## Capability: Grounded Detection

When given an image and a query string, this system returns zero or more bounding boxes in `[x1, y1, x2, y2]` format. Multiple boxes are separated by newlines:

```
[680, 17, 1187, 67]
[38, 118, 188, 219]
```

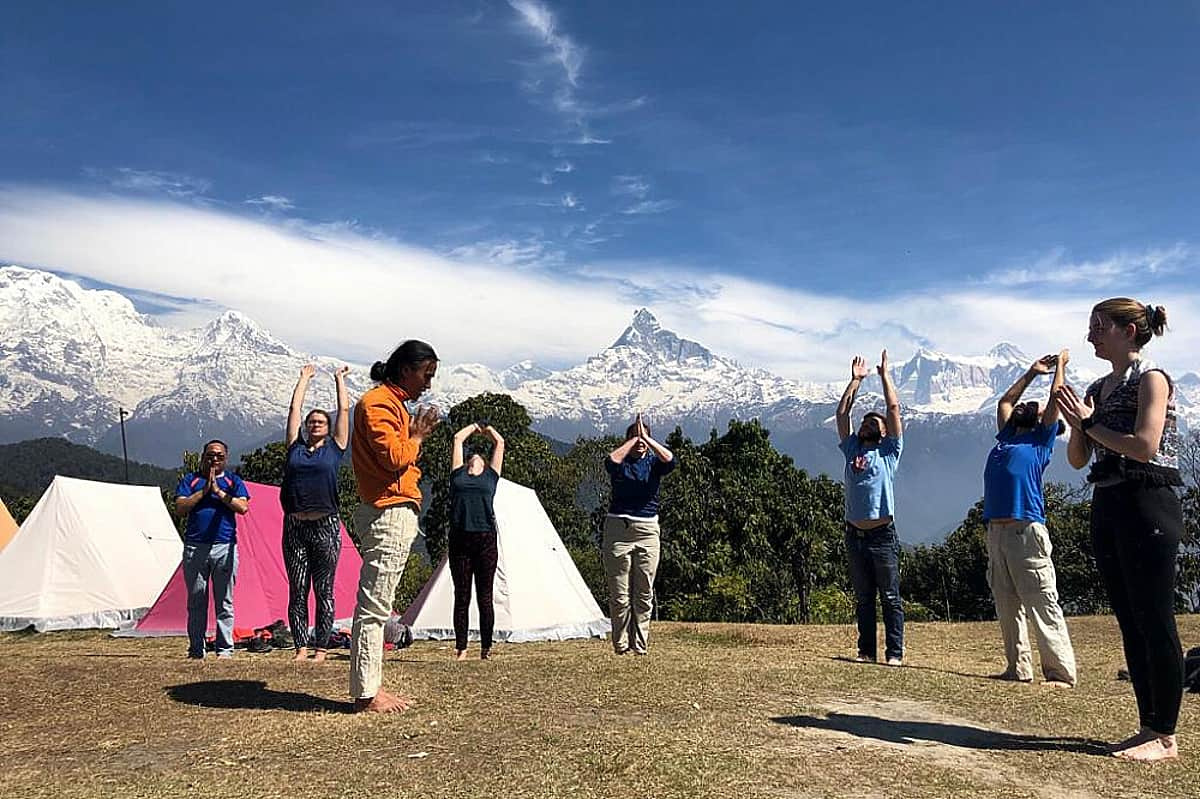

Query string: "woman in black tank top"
[448, 422, 505, 660]
[1057, 297, 1183, 763]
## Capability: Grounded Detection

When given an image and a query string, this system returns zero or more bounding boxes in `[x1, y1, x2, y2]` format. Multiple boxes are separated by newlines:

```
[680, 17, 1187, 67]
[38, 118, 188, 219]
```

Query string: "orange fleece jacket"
[351, 383, 423, 508]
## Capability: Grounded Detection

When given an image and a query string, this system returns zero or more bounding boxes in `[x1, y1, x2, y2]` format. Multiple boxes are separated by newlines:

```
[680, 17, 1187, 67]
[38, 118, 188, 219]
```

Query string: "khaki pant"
[602, 516, 661, 654]
[986, 520, 1077, 684]
[349, 503, 419, 699]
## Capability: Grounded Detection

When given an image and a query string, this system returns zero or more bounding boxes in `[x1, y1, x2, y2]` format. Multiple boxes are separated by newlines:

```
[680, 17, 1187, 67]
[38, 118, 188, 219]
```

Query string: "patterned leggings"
[282, 513, 342, 649]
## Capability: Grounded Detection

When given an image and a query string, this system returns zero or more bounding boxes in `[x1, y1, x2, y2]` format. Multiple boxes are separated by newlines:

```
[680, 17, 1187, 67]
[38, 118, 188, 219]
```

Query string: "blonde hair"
[1093, 297, 1168, 348]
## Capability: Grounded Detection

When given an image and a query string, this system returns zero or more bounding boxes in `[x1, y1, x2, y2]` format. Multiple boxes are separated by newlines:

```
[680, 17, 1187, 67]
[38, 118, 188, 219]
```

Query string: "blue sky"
[2, 1, 1198, 378]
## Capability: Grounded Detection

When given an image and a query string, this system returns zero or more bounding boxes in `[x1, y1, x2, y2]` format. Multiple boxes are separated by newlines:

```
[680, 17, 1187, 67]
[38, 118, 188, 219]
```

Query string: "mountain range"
[3, 265, 1196, 542]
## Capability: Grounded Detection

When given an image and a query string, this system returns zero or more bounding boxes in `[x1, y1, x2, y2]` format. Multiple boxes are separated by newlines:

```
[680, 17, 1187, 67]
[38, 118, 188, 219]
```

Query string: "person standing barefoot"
[349, 340, 440, 713]
[1057, 299, 1183, 762]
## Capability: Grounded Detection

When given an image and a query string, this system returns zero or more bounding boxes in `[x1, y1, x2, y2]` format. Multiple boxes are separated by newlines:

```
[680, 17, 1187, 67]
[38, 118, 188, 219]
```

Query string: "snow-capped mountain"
[3, 265, 1197, 540]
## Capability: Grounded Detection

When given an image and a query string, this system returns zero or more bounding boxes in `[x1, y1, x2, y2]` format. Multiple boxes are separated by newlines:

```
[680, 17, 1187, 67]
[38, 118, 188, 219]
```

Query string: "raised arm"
[609, 414, 643, 463]
[837, 357, 869, 440]
[997, 355, 1054, 431]
[333, 366, 351, 449]
[451, 423, 477, 471]
[638, 417, 673, 463]
[1039, 350, 1067, 429]
[485, 425, 506, 476]
[1058, 372, 1170, 464]
[878, 350, 902, 438]
[286, 364, 316, 446]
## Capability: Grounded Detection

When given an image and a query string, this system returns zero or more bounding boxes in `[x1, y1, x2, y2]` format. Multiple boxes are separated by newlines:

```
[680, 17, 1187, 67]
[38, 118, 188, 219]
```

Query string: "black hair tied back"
[370, 360, 388, 381]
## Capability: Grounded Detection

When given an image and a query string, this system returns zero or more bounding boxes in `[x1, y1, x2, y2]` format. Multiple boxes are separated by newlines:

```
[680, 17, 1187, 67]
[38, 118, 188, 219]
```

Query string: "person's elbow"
[1128, 438, 1160, 464]
[1066, 451, 1089, 470]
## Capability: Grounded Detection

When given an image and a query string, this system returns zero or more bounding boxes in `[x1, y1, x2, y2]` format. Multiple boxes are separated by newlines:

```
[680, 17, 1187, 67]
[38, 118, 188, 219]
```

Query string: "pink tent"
[122, 481, 362, 637]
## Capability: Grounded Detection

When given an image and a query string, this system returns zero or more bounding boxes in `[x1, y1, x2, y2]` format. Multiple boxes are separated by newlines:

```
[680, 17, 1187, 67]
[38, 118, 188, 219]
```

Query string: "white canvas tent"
[0, 476, 182, 632]
[401, 478, 610, 642]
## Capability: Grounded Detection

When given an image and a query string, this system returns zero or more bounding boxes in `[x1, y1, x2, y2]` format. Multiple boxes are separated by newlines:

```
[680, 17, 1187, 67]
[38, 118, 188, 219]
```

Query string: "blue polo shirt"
[606, 453, 676, 518]
[983, 423, 1058, 523]
[280, 440, 345, 515]
[176, 471, 250, 545]
[840, 434, 903, 522]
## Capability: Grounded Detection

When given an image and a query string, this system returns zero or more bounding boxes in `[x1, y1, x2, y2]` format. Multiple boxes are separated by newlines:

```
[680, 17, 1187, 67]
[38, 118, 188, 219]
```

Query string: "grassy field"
[2, 616, 1198, 799]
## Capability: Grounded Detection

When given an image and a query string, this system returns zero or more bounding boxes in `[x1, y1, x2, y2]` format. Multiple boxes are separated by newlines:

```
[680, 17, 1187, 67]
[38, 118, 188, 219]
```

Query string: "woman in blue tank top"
[281, 364, 350, 662]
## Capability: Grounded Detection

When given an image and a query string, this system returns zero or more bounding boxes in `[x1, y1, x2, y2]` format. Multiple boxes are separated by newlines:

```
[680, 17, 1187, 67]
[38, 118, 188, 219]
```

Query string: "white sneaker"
[885, 657, 903, 667]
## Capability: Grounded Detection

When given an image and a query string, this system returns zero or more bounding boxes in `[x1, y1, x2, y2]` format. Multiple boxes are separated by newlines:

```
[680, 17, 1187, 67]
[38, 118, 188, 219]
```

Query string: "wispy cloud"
[537, 172, 554, 185]
[561, 192, 580, 209]
[613, 175, 649, 199]
[85, 167, 211, 198]
[508, 0, 583, 87]
[245, 194, 295, 211]
[620, 199, 676, 215]
[447, 236, 561, 268]
[554, 160, 574, 173]
[983, 244, 1192, 287]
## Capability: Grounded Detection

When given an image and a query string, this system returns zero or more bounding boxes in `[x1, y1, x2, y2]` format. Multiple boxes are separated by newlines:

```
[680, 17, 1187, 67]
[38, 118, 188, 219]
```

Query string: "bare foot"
[1108, 727, 1155, 754]
[1040, 679, 1074, 689]
[993, 668, 1032, 683]
[1114, 735, 1177, 762]
[353, 688, 412, 714]
[311, 649, 327, 663]
[293, 647, 310, 662]
[455, 649, 469, 661]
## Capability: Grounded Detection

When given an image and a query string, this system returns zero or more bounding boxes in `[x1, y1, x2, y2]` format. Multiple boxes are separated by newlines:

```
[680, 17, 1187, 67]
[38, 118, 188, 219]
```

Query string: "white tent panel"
[0, 476, 182, 631]
[401, 478, 610, 643]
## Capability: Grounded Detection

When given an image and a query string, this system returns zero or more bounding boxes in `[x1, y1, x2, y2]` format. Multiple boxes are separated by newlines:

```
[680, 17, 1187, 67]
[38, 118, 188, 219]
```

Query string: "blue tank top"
[281, 439, 345, 515]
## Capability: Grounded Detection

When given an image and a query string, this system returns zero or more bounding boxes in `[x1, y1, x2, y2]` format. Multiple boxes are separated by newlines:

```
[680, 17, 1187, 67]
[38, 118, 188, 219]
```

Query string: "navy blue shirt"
[606, 453, 676, 518]
[176, 472, 251, 544]
[280, 440, 345, 515]
[449, 466, 500, 532]
[983, 423, 1057, 523]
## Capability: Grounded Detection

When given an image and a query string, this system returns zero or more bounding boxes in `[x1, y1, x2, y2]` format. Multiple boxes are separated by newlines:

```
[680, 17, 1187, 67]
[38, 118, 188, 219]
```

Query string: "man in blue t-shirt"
[836, 350, 905, 665]
[602, 414, 676, 655]
[983, 351, 1076, 687]
[174, 439, 250, 659]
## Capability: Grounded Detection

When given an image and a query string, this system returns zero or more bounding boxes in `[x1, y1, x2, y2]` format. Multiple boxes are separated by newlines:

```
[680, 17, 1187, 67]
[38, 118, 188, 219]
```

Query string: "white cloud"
[537, 172, 554, 185]
[560, 192, 580, 209]
[508, 0, 583, 86]
[86, 167, 211, 198]
[613, 175, 649, 198]
[2, 186, 1196, 383]
[554, 160, 574, 173]
[620, 199, 676, 215]
[245, 194, 295, 211]
[983, 244, 1191, 287]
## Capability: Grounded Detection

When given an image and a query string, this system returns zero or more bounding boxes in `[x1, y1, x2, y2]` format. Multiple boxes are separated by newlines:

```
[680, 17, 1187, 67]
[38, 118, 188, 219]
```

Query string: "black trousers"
[1091, 482, 1184, 736]
[282, 513, 342, 649]
[448, 527, 499, 651]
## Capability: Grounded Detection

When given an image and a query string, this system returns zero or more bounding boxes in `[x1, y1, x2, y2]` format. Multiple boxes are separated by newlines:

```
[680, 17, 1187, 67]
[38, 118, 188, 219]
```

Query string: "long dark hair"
[370, 340, 439, 383]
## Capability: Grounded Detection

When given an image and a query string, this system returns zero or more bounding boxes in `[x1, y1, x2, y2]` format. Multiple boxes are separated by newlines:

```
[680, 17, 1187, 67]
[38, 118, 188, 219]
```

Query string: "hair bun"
[1148, 304, 1168, 336]
[369, 361, 387, 381]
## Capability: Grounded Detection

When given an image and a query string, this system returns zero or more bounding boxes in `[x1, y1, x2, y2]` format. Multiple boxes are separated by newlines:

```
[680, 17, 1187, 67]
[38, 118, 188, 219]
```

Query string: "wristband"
[1080, 416, 1097, 432]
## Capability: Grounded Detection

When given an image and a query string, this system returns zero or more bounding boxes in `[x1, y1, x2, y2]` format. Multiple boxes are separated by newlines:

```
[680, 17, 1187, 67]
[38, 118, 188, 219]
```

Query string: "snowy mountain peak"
[611, 308, 718, 366]
[987, 342, 1028, 363]
[199, 310, 290, 355]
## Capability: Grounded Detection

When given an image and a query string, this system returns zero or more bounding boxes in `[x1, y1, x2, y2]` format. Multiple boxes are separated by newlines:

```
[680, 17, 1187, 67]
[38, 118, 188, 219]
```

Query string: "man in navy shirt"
[983, 351, 1076, 687]
[602, 414, 675, 655]
[175, 439, 250, 659]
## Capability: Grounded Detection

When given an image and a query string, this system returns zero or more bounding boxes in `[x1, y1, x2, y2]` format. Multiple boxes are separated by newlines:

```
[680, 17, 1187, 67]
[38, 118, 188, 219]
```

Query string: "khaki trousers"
[602, 515, 661, 654]
[349, 503, 419, 699]
[985, 520, 1078, 684]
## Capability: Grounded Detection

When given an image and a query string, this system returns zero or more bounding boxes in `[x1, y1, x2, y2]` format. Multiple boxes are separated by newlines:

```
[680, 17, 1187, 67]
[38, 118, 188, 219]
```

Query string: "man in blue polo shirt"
[983, 351, 1076, 687]
[174, 439, 250, 659]
[836, 350, 905, 666]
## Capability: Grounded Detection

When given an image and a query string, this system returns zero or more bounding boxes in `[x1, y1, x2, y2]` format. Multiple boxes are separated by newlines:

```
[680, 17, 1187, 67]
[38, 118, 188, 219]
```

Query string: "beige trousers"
[602, 515, 661, 654]
[349, 503, 419, 699]
[985, 520, 1078, 684]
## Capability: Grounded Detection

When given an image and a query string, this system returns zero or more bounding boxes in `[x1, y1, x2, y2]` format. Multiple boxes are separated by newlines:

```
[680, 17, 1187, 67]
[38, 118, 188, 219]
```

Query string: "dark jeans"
[448, 527, 499, 651]
[845, 521, 904, 660]
[1092, 483, 1184, 736]
[282, 513, 342, 649]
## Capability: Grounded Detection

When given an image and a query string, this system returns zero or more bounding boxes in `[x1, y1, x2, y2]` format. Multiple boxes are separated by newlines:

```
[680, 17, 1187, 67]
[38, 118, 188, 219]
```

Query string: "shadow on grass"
[166, 680, 352, 713]
[771, 713, 1106, 754]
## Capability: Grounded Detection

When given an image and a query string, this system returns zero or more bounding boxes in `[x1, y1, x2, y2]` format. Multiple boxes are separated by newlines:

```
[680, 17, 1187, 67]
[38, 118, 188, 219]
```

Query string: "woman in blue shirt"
[281, 364, 350, 662]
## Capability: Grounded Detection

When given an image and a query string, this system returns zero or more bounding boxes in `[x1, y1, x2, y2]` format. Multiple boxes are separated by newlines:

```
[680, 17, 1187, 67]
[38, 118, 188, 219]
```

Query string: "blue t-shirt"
[606, 453, 676, 518]
[280, 439, 345, 515]
[176, 472, 250, 545]
[983, 422, 1057, 523]
[840, 434, 903, 522]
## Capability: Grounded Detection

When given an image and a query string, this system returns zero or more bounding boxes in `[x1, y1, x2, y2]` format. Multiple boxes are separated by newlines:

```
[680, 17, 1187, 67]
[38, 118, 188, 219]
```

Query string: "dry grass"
[2, 616, 1198, 798]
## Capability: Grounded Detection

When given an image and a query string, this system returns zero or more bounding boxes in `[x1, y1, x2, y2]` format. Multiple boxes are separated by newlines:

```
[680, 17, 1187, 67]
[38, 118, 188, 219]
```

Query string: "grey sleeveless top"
[1083, 359, 1181, 485]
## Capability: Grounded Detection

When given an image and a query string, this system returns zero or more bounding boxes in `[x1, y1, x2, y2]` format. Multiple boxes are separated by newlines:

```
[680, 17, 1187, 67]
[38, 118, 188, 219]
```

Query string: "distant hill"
[0, 437, 179, 498]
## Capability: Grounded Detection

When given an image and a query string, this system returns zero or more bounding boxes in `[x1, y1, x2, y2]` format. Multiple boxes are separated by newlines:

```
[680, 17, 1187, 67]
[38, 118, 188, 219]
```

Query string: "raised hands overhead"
[334, 365, 350, 380]
[299, 363, 317, 381]
[851, 356, 869, 381]
[876, 349, 889, 379]
[1030, 354, 1057, 375]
